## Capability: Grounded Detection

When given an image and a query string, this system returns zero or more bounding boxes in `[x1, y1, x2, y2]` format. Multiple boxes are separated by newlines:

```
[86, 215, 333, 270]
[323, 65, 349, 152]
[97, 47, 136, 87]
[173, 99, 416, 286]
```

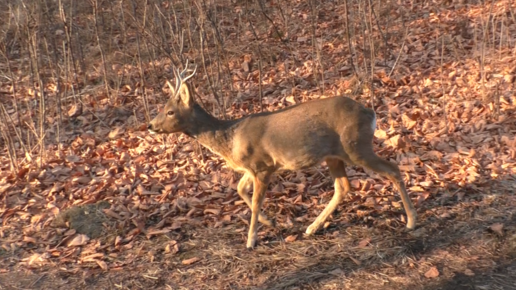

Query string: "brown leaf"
[385, 134, 402, 148]
[23, 236, 37, 244]
[420, 150, 443, 161]
[241, 61, 250, 72]
[329, 268, 344, 276]
[170, 221, 182, 230]
[103, 209, 122, 220]
[283, 181, 297, 188]
[374, 129, 388, 140]
[293, 194, 303, 204]
[108, 126, 124, 139]
[440, 212, 451, 218]
[285, 96, 297, 105]
[409, 186, 425, 192]
[72, 176, 91, 185]
[17, 167, 29, 178]
[402, 113, 417, 129]
[349, 256, 361, 266]
[96, 260, 108, 270]
[65, 155, 82, 163]
[26, 253, 48, 267]
[350, 179, 361, 189]
[165, 241, 180, 254]
[204, 208, 221, 215]
[114, 236, 122, 246]
[285, 235, 297, 243]
[358, 238, 370, 248]
[0, 184, 12, 194]
[67, 234, 90, 247]
[63, 229, 77, 237]
[82, 253, 104, 261]
[490, 223, 504, 236]
[297, 36, 308, 42]
[464, 269, 475, 276]
[146, 228, 171, 238]
[68, 103, 83, 118]
[419, 181, 434, 187]
[182, 257, 200, 265]
[132, 218, 147, 234]
[424, 267, 439, 278]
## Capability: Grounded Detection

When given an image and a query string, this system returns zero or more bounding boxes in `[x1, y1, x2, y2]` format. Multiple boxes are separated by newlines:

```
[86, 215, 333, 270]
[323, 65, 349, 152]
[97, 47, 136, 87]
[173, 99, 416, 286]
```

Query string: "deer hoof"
[405, 222, 416, 231]
[246, 235, 258, 249]
[305, 224, 318, 236]
[246, 241, 256, 250]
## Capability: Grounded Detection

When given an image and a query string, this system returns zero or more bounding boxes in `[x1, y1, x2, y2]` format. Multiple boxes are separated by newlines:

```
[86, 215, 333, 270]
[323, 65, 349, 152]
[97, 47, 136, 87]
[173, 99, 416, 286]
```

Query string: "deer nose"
[147, 123, 153, 130]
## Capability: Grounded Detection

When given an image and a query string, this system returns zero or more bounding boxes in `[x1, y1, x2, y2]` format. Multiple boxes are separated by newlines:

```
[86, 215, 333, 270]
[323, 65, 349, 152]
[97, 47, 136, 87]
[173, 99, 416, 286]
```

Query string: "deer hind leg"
[247, 171, 271, 249]
[352, 152, 417, 230]
[237, 173, 274, 227]
[306, 158, 351, 235]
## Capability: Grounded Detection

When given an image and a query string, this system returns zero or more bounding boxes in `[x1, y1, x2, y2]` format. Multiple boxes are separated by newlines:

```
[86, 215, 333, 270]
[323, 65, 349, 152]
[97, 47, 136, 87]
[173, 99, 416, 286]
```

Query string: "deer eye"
[167, 110, 175, 116]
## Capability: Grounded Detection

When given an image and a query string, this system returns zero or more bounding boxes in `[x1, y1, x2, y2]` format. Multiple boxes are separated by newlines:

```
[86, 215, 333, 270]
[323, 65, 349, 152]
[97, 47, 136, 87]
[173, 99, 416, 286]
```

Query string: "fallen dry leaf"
[329, 268, 344, 276]
[358, 238, 371, 248]
[490, 223, 504, 236]
[464, 269, 475, 276]
[67, 234, 90, 247]
[349, 256, 361, 266]
[68, 103, 83, 118]
[23, 236, 37, 244]
[350, 179, 361, 189]
[96, 260, 109, 270]
[182, 257, 200, 265]
[203, 208, 221, 215]
[25, 253, 49, 267]
[165, 241, 180, 254]
[424, 267, 439, 279]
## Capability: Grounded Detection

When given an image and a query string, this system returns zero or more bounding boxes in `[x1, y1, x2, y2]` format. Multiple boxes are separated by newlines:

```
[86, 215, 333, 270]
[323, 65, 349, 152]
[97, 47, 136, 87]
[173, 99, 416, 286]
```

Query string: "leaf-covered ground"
[1, 0, 516, 289]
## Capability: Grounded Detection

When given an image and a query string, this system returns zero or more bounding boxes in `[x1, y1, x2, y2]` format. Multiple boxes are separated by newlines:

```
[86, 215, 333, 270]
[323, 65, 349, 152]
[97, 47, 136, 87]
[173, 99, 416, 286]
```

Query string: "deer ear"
[178, 83, 194, 108]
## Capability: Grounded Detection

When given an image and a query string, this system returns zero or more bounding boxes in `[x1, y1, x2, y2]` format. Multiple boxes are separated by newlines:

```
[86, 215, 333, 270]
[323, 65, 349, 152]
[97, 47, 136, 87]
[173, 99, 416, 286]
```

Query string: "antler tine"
[175, 60, 197, 84]
[171, 67, 181, 98]
[178, 59, 190, 79]
[171, 61, 197, 98]
[182, 65, 197, 83]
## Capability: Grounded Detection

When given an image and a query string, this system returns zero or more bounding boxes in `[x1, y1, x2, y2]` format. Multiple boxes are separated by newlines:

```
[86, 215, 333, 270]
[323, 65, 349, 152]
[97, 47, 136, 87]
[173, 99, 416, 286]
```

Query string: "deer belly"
[271, 148, 327, 170]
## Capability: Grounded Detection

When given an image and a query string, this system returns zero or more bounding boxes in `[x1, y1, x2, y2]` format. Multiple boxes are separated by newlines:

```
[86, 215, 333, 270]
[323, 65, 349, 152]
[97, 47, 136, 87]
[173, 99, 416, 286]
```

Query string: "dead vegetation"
[1, 0, 516, 289]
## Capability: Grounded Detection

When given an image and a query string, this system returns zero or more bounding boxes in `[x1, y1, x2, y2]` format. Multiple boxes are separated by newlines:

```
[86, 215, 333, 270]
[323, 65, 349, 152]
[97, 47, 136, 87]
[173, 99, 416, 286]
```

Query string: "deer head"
[148, 62, 198, 134]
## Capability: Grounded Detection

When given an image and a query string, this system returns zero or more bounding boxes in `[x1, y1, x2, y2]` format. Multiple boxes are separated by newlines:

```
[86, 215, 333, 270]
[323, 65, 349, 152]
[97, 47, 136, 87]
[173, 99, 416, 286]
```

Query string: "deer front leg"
[237, 173, 274, 227]
[247, 172, 270, 249]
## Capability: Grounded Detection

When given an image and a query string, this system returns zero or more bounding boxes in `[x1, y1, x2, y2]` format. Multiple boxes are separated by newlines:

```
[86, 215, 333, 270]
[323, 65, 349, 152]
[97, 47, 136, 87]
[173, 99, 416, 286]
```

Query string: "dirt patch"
[51, 201, 111, 239]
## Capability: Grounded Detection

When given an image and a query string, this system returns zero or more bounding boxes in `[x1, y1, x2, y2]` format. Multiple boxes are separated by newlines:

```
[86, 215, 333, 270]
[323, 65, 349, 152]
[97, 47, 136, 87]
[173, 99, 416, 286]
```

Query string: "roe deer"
[148, 63, 417, 249]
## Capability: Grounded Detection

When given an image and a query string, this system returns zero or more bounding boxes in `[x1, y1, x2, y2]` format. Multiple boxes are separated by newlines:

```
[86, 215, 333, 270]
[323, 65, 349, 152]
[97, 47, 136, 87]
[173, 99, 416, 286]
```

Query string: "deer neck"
[185, 104, 237, 158]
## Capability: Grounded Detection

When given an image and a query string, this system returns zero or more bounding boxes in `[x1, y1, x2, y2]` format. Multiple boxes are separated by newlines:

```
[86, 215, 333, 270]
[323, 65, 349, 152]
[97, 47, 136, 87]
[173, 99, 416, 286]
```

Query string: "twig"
[388, 24, 409, 78]
[248, 16, 265, 112]
[257, 0, 286, 42]
[28, 274, 46, 288]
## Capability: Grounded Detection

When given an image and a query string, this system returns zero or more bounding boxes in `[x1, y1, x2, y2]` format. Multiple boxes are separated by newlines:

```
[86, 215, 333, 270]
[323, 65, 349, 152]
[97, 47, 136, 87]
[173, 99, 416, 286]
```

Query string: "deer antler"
[170, 60, 197, 99]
